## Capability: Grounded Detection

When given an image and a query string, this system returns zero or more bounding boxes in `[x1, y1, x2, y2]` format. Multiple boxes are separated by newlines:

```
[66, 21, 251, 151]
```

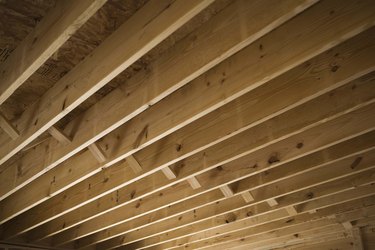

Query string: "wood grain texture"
[0, 0, 213, 166]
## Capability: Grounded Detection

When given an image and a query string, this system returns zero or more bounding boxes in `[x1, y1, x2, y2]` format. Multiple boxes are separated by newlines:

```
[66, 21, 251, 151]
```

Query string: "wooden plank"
[157, 199, 375, 250]
[126, 155, 143, 174]
[1, 1, 373, 223]
[3, 2, 373, 230]
[117, 195, 375, 250]
[232, 231, 350, 250]
[77, 133, 375, 249]
[196, 221, 346, 250]
[11, 76, 375, 242]
[187, 177, 201, 190]
[0, 113, 19, 140]
[0, 0, 213, 165]
[0, 0, 316, 201]
[88, 143, 106, 163]
[78, 162, 375, 249]
[45, 114, 375, 247]
[0, 0, 107, 105]
[161, 167, 177, 180]
[47, 126, 71, 145]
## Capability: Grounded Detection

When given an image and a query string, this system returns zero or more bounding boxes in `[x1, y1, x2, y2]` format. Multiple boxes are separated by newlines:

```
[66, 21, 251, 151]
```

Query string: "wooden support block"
[187, 177, 201, 189]
[266, 198, 279, 207]
[285, 206, 298, 216]
[0, 112, 19, 140]
[161, 166, 177, 180]
[220, 185, 234, 198]
[241, 191, 255, 203]
[126, 155, 143, 174]
[342, 221, 353, 230]
[88, 143, 106, 163]
[48, 126, 71, 144]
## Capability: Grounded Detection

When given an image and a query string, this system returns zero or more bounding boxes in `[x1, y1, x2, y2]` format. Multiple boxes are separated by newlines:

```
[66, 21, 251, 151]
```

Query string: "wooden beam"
[220, 185, 234, 198]
[187, 177, 201, 190]
[68, 138, 375, 248]
[47, 126, 71, 145]
[4, 3, 373, 231]
[0, 113, 19, 140]
[0, 0, 107, 106]
[46, 134, 375, 246]
[231, 230, 351, 250]
[1, 0, 373, 227]
[9, 79, 375, 241]
[0, 0, 316, 202]
[4, 14, 375, 239]
[161, 167, 177, 180]
[155, 200, 375, 250]
[88, 143, 106, 163]
[113, 195, 375, 250]
[0, 0, 213, 165]
[194, 221, 346, 250]
[78, 164, 375, 249]
[126, 155, 142, 174]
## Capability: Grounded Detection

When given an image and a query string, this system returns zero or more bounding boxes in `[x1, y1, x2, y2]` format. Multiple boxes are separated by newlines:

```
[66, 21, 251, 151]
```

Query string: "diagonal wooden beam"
[104, 165, 375, 250]
[2, 0, 373, 229]
[182, 201, 375, 250]
[75, 138, 375, 249]
[7, 71, 375, 241]
[0, 0, 213, 166]
[32, 103, 375, 245]
[0, 0, 317, 201]
[0, 0, 107, 106]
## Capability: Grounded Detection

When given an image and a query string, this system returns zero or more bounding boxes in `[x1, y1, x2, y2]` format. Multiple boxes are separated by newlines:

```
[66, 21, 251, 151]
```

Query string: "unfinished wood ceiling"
[0, 0, 374, 249]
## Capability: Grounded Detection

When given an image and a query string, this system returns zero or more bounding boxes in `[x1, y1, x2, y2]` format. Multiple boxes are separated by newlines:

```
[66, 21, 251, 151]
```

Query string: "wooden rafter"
[0, 1, 375, 249]
[3, 65, 375, 238]
[2, 0, 374, 231]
